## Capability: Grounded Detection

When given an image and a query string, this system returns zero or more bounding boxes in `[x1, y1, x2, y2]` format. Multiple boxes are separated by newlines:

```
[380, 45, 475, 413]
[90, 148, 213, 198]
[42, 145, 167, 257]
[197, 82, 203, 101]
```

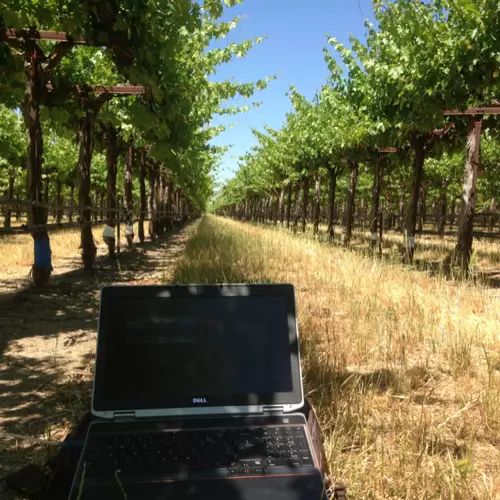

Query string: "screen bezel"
[92, 284, 303, 417]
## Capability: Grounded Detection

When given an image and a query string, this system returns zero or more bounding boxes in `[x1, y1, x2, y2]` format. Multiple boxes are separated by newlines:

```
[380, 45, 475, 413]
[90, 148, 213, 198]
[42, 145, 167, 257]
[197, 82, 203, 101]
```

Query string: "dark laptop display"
[69, 285, 326, 500]
[92, 285, 303, 414]
[100, 296, 292, 407]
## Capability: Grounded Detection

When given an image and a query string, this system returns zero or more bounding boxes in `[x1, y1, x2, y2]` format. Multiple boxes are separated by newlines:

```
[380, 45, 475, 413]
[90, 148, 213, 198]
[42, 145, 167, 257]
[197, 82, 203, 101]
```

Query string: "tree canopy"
[214, 0, 500, 270]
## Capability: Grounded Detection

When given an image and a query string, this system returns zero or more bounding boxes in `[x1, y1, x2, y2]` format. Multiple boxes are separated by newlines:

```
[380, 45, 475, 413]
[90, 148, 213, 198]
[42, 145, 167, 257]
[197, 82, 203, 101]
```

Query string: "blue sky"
[209, 0, 375, 185]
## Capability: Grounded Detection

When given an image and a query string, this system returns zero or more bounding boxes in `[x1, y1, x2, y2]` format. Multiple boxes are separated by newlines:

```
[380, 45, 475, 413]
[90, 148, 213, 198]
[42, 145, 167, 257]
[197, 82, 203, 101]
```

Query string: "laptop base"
[74, 473, 326, 500]
[70, 414, 326, 499]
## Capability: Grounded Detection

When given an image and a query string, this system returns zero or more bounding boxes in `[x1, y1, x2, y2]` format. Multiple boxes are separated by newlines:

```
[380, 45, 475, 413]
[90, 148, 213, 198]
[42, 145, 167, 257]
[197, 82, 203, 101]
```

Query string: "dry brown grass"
[314, 222, 500, 276]
[174, 216, 500, 499]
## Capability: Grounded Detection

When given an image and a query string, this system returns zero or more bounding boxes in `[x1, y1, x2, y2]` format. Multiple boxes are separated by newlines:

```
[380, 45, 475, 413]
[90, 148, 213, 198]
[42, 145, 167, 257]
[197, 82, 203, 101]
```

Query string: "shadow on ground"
[0, 227, 190, 353]
[0, 225, 192, 496]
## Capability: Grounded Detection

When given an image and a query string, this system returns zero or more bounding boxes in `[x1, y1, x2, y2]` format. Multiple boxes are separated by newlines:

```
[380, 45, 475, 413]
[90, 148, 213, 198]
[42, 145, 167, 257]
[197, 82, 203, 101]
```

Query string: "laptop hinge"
[113, 411, 136, 421]
[262, 406, 284, 414]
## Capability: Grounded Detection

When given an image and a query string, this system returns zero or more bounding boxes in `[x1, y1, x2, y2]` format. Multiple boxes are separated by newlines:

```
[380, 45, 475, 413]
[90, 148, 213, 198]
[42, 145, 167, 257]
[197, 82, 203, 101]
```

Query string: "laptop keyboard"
[83, 426, 315, 485]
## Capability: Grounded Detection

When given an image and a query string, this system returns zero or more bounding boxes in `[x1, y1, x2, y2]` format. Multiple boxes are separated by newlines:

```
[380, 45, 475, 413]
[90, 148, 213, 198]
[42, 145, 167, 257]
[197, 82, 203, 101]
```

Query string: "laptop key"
[267, 458, 288, 467]
[215, 467, 230, 476]
[296, 438, 308, 451]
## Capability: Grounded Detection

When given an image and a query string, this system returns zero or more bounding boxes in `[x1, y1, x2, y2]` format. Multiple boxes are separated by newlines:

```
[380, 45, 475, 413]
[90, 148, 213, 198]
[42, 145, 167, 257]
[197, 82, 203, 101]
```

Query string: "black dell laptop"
[69, 284, 326, 500]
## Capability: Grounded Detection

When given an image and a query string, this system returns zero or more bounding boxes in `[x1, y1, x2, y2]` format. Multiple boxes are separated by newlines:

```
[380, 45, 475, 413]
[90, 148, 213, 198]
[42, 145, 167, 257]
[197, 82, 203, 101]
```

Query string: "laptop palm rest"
[79, 474, 325, 500]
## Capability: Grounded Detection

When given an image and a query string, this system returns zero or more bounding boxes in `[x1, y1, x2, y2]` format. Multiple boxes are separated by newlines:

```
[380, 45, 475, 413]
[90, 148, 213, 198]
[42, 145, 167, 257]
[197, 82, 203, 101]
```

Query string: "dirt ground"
[0, 224, 194, 499]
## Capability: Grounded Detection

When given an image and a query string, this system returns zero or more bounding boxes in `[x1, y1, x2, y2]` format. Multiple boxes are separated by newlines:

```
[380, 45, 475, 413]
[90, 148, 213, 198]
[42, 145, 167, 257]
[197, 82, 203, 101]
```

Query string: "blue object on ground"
[34, 236, 52, 269]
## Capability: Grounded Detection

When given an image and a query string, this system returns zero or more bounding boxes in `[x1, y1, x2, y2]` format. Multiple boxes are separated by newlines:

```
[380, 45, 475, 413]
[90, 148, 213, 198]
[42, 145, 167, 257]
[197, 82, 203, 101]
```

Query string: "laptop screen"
[93, 285, 302, 413]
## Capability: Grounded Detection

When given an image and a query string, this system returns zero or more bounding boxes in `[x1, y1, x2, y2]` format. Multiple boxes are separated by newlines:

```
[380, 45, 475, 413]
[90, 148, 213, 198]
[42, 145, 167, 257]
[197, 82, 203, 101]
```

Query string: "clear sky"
[209, 0, 375, 185]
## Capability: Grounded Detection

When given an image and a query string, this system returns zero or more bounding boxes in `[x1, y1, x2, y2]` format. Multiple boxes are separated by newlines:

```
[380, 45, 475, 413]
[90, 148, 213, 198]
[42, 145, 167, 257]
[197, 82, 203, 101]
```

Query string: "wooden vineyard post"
[285, 185, 292, 229]
[124, 144, 134, 249]
[100, 191, 105, 222]
[104, 126, 118, 257]
[77, 98, 105, 271]
[327, 167, 337, 242]
[301, 176, 310, 233]
[147, 164, 157, 242]
[375, 155, 383, 257]
[398, 182, 406, 232]
[374, 148, 398, 257]
[166, 181, 173, 231]
[117, 198, 121, 255]
[438, 179, 448, 237]
[370, 155, 383, 251]
[454, 118, 482, 272]
[341, 160, 359, 248]
[271, 194, 278, 224]
[69, 184, 75, 222]
[404, 135, 426, 264]
[292, 183, 301, 234]
[313, 174, 321, 235]
[24, 43, 50, 286]
[444, 106, 500, 272]
[138, 150, 147, 243]
[4, 170, 14, 228]
[278, 187, 285, 225]
[379, 207, 383, 259]
[55, 180, 63, 223]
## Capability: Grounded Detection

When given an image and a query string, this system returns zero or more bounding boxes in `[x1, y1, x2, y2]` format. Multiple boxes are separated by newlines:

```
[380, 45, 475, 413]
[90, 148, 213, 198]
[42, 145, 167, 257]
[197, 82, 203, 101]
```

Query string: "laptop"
[69, 284, 326, 500]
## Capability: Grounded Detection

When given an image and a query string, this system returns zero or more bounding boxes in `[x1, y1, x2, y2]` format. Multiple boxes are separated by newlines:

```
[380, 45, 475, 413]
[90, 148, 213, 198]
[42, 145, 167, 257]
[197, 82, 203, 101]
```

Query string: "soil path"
[0, 224, 193, 498]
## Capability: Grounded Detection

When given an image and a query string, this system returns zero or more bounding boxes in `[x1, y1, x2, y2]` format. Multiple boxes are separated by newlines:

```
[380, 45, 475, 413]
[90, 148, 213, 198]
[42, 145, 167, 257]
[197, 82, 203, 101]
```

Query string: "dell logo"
[192, 398, 207, 404]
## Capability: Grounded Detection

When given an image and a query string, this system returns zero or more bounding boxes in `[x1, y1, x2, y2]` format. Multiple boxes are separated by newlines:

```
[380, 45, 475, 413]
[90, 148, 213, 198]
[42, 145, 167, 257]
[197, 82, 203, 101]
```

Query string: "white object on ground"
[103, 225, 115, 239]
